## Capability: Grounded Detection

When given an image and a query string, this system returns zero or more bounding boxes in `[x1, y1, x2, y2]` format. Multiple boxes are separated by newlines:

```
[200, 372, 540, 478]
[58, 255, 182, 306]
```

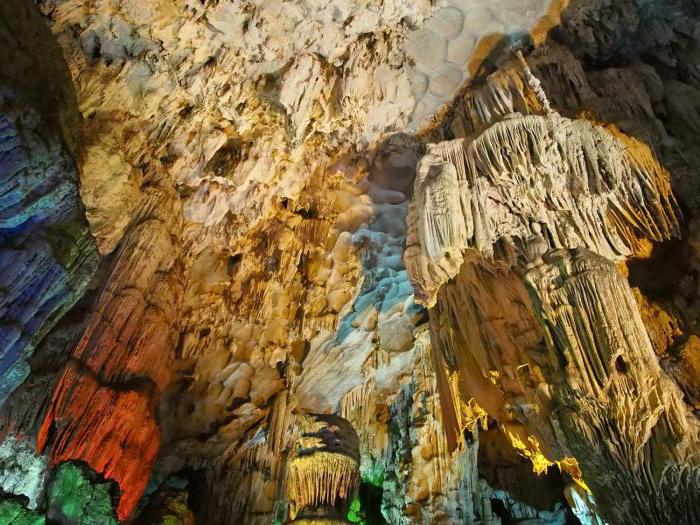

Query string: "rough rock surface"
[404, 1, 700, 522]
[526, 249, 700, 524]
[0, 0, 99, 405]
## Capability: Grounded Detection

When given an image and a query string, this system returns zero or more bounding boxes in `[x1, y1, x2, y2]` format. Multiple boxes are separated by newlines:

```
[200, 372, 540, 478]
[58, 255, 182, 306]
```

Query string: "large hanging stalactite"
[524, 248, 700, 524]
[405, 87, 693, 522]
[406, 110, 681, 307]
[37, 181, 184, 521]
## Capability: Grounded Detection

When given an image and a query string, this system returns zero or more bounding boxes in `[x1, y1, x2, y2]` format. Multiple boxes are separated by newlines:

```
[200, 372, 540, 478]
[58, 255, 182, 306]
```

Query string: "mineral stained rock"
[1, 0, 700, 524]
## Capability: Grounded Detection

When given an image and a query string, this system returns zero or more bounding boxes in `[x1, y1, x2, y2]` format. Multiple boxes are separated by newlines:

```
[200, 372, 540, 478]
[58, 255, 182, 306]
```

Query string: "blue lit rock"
[0, 1, 99, 404]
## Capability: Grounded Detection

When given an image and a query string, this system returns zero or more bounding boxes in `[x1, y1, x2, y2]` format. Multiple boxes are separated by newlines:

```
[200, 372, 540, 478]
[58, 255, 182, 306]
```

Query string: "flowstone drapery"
[286, 414, 360, 523]
[406, 69, 700, 522]
[406, 110, 680, 306]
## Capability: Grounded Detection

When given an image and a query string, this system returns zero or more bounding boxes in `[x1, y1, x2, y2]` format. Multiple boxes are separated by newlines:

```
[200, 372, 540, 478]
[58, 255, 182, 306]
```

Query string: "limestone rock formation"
[1, 0, 700, 524]
[404, 6, 700, 521]
[525, 249, 700, 523]
[406, 110, 680, 306]
[286, 414, 359, 523]
[37, 180, 184, 520]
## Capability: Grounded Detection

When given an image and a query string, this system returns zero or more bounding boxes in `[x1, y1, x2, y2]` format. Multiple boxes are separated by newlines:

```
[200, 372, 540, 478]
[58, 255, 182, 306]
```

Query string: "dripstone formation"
[1, 0, 700, 524]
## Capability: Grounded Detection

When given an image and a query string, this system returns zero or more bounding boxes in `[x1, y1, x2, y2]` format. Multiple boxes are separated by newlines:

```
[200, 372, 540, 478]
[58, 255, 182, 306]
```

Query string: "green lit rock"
[0, 498, 45, 525]
[46, 462, 118, 525]
[347, 497, 366, 525]
[134, 486, 194, 525]
[360, 462, 385, 489]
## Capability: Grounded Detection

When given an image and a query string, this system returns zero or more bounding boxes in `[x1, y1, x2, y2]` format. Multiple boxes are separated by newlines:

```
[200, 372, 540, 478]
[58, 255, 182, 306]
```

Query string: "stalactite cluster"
[286, 414, 359, 522]
[406, 110, 680, 305]
[405, 23, 700, 523]
[0, 0, 99, 406]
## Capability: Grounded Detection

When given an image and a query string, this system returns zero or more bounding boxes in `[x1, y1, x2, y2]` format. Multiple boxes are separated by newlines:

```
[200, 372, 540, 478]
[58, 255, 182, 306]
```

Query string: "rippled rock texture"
[0, 0, 99, 407]
[1, 0, 700, 524]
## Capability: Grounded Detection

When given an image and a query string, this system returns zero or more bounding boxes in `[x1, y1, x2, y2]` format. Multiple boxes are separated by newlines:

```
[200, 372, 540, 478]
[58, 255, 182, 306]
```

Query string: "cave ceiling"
[1, 0, 700, 524]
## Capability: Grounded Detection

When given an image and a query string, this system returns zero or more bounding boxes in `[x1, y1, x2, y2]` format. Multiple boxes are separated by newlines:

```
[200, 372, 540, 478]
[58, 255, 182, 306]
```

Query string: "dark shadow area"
[478, 426, 570, 514]
[628, 238, 691, 302]
[358, 480, 387, 525]
[135, 469, 204, 525]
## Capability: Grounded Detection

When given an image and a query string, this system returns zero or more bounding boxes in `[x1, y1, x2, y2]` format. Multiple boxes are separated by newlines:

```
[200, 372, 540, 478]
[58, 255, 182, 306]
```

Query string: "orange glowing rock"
[37, 187, 182, 521]
[38, 367, 161, 520]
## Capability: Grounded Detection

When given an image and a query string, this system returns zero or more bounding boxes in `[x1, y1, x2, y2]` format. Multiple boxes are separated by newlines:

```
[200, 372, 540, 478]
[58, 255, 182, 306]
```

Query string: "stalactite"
[287, 452, 359, 519]
[286, 413, 360, 522]
[523, 249, 700, 524]
[516, 50, 552, 114]
[407, 50, 692, 521]
[406, 110, 680, 306]
[37, 182, 184, 521]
